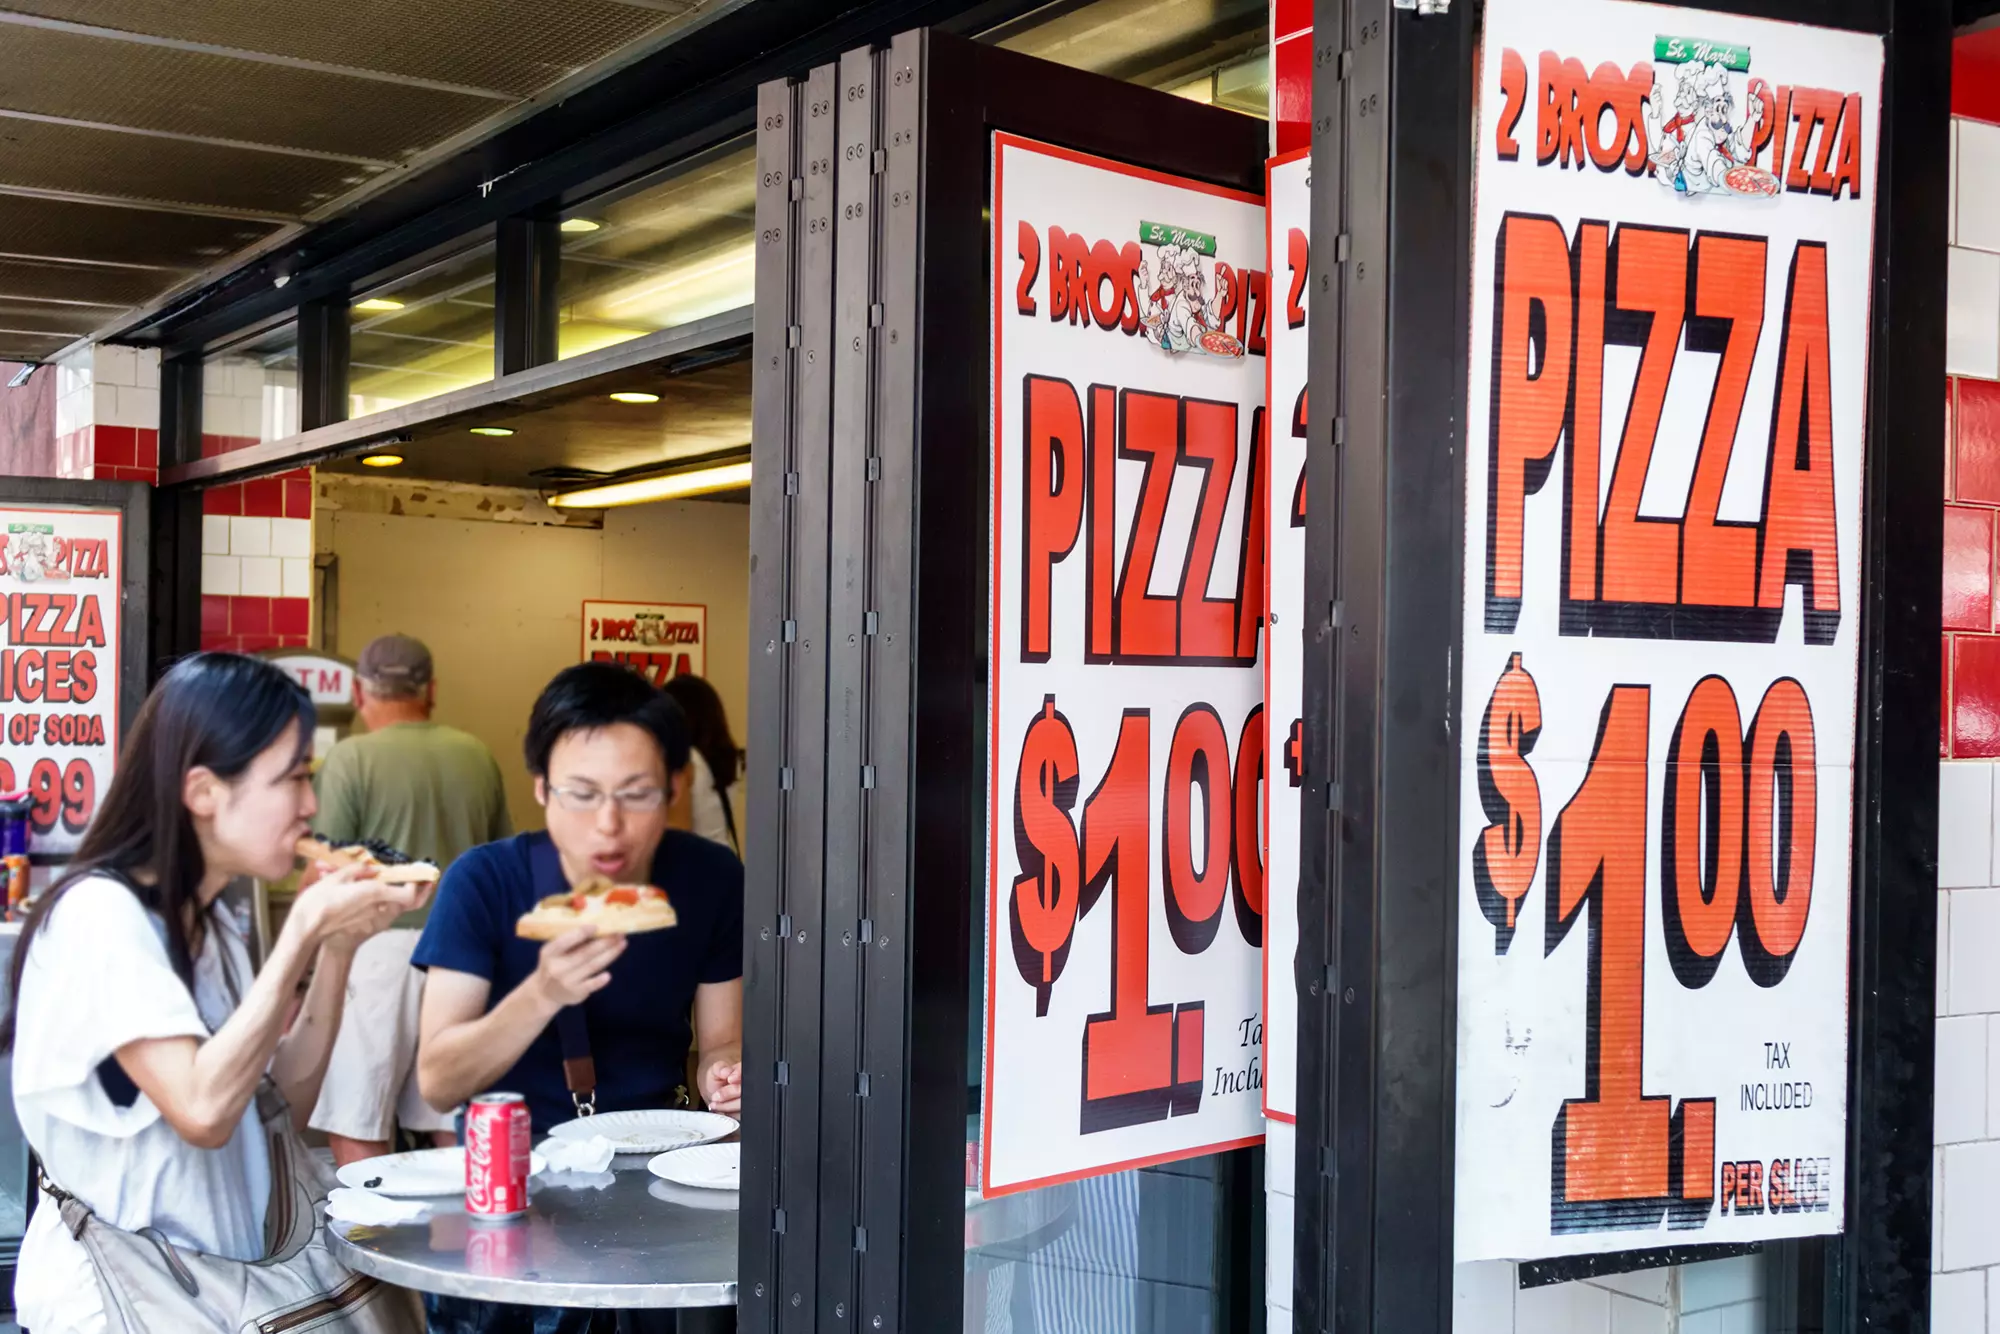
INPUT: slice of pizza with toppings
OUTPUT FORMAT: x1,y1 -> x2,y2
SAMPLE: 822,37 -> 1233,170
296,835 -> 441,886
514,875 -> 678,940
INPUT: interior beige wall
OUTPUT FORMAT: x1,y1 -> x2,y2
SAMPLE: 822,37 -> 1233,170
328,497 -> 750,832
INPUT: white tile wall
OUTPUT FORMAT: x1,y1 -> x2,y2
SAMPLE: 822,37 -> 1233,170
228,516 -> 271,558
1941,1015 -> 1992,1144
1943,1141 -> 2000,1272
1951,246 -> 2000,379
1936,1267 -> 1985,1332
201,515 -> 230,556
270,517 -> 311,559
1950,890 -> 2000,1016
239,556 -> 281,598
201,554 -> 240,597
281,556 -> 311,600
1943,762 -> 1994,887
1962,120 -> 2000,255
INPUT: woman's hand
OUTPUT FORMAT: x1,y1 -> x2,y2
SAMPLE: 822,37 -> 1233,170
287,862 -> 430,954
698,1059 -> 743,1115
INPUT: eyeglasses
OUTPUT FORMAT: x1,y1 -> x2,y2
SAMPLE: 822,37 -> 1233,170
546,784 -> 667,814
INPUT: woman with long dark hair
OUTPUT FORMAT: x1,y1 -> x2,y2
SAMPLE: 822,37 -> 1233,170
661,673 -> 739,854
4,653 -> 431,1333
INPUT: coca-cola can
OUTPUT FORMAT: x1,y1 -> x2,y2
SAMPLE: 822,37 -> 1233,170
464,1092 -> 531,1219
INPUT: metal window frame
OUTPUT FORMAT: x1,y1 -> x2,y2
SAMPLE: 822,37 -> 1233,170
740,26 -> 1270,1333
1289,1 -> 1946,1329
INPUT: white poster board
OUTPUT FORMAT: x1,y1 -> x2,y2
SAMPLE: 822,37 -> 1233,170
0,506 -> 122,856
581,601 -> 707,683
1455,0 -> 1880,1260
984,133 -> 1268,1196
1262,148 -> 1310,1124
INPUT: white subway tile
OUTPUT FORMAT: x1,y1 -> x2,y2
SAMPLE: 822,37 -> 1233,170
1453,1261 -> 1516,1333
1268,1308 -> 1293,1334
1989,1019 -> 2000,1138
228,516 -> 271,558
1953,118 -> 1961,247
1516,1277 -> 1608,1332
1938,1015 -> 1990,1144
92,343 -> 134,387
1949,247 -> 2000,380
1266,1118 -> 1295,1197
1937,1146 -> 1947,1270
1266,1189 -> 1294,1311
1608,1292 -> 1668,1334
269,517 -> 311,559
116,383 -> 158,430
281,557 -> 311,600
1963,120 -> 2000,254
1987,1266 -> 2000,1334
1680,1256 -> 1764,1314
1936,1267 -> 1985,1333
200,554 -> 240,597
200,515 -> 229,556
239,556 -> 281,598
1944,891 -> 1955,1018
1941,762 -> 1994,888
134,348 -> 159,391
1679,1305 -> 1765,1334
1942,1141 -> 2000,1270
90,382 -> 118,430
1950,890 -> 2000,1015
1590,1266 -> 1669,1304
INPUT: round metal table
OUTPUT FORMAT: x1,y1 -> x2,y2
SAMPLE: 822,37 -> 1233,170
328,1161 -> 737,1310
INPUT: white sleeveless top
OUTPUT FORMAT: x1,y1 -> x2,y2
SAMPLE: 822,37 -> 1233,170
11,875 -> 270,1333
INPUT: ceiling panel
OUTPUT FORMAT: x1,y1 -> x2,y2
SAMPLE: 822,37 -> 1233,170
0,331 -> 72,361
323,350 -> 751,491
0,0 -> 692,97
0,116 -> 359,216
0,299 -> 114,335
0,23 -> 501,160
0,193 -> 278,268
0,257 -> 173,306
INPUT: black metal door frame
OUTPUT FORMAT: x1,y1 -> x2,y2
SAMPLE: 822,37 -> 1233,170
1290,1 -> 1948,1330
739,28 -> 1270,1334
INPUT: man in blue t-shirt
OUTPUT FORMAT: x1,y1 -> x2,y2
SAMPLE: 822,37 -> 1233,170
414,661 -> 744,1136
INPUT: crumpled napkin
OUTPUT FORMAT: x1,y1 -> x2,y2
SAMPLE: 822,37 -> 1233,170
536,1135 -> 616,1175
539,1168 -> 617,1192
325,1187 -> 431,1226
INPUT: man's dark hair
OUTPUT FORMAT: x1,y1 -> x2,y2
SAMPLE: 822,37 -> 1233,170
525,662 -> 690,779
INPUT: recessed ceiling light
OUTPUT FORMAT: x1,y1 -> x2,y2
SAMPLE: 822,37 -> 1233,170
549,460 -> 752,509
354,297 -> 405,312
469,426 -> 515,437
361,453 -> 404,467
609,391 -> 660,404
560,218 -> 602,234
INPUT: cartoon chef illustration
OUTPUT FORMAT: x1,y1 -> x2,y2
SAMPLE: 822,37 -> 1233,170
1136,239 -> 1243,357
1646,58 -> 1762,196
9,530 -> 56,584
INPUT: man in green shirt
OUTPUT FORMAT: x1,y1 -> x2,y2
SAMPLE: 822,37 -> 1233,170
307,633 -> 511,1167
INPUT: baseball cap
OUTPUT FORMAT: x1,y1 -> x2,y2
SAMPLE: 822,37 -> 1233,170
356,633 -> 433,691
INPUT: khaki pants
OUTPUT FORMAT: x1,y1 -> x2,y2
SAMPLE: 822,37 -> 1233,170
308,928 -> 456,1141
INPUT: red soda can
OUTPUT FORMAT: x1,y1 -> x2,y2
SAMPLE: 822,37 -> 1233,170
464,1092 -> 531,1219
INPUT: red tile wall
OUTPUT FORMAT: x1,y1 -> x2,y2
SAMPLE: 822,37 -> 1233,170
199,466 -> 314,654
201,468 -> 314,519
1945,376 -> 2000,757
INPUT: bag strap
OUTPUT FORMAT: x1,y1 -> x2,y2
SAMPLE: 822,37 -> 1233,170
531,837 -> 597,1117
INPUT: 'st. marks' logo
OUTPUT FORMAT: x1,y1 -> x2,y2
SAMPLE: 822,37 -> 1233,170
1493,35 -> 1866,203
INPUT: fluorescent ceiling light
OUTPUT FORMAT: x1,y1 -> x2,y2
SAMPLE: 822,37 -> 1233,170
361,453 -> 404,467
609,391 -> 660,404
560,218 -> 602,233
549,460 -> 751,509
469,426 -> 514,437
353,297 -> 405,312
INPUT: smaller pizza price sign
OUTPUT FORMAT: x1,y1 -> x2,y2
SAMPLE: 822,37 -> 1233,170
1472,656 -> 1818,1233
0,755 -> 96,837
1010,696 -> 1263,1132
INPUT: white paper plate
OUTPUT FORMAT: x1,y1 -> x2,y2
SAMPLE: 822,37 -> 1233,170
649,1178 -> 739,1211
336,1148 -> 548,1198
647,1143 -> 739,1191
546,1109 -> 738,1156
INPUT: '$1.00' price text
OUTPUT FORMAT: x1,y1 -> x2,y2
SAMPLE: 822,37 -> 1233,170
1473,654 -> 1818,1234
1010,695 -> 1264,1135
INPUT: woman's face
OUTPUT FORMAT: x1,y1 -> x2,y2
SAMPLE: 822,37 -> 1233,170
536,722 -> 675,886
191,723 -> 316,886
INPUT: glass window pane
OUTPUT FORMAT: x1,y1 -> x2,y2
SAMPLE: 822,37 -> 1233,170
201,320 -> 299,457
555,143 -> 756,360
348,242 -> 497,419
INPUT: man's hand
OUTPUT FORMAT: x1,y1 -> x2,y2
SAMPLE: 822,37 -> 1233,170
531,928 -> 626,1008
698,1059 -> 743,1115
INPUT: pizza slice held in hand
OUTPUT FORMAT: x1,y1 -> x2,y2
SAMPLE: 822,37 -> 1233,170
296,836 -> 442,886
515,876 -> 678,940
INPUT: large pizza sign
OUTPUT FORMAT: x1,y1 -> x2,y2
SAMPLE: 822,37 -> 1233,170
1455,0 -> 1880,1260
0,506 -> 121,857
984,133 -> 1268,1196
